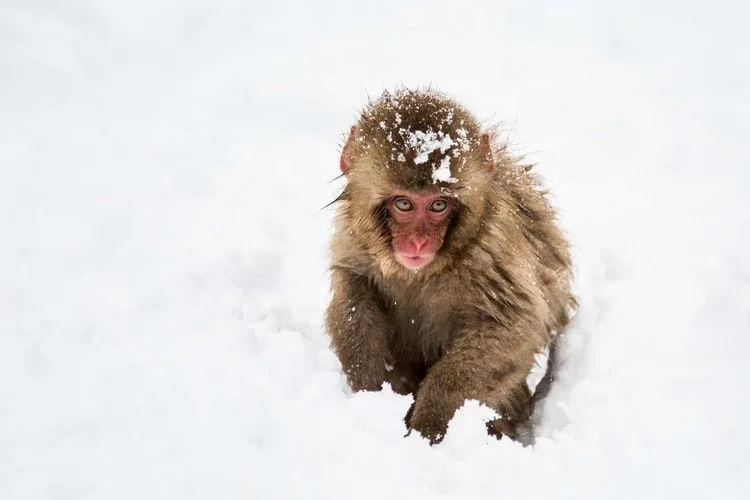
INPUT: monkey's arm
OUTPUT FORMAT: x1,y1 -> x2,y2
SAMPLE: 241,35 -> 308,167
325,268 -> 393,392
406,326 -> 535,443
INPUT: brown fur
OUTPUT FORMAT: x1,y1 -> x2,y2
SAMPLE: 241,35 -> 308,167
325,88 -> 576,444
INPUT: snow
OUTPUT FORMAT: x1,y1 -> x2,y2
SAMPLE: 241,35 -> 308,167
2,1 -> 750,499
399,126 -> 463,182
432,156 -> 457,184
403,129 -> 456,165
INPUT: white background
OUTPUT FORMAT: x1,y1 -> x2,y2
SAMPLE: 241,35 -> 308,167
2,1 -> 749,498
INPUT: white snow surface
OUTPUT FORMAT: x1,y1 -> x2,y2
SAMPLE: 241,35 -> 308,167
2,1 -> 750,499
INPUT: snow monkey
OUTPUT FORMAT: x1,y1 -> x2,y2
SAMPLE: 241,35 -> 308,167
325,88 -> 576,444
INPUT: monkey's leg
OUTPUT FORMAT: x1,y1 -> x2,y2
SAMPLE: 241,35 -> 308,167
325,269 -> 393,392
486,382 -> 535,445
405,329 -> 536,444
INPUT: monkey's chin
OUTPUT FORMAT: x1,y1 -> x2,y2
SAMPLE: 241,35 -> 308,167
395,253 -> 434,270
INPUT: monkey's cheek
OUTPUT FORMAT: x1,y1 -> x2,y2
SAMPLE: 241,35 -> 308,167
394,253 -> 435,270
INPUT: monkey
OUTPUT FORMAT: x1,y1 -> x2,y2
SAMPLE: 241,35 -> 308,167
325,87 -> 576,444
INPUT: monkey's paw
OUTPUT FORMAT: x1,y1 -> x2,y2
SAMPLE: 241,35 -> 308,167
486,417 -> 535,446
403,400 -> 451,445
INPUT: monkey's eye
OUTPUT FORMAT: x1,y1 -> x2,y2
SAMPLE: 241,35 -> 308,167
430,199 -> 449,212
394,198 -> 414,212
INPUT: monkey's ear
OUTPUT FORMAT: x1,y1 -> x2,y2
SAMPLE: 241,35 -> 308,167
479,133 -> 495,172
340,126 -> 357,174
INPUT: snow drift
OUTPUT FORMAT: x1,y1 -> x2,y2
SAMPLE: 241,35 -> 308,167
1,1 -> 749,499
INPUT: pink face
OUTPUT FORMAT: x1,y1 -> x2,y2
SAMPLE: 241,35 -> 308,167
385,191 -> 455,270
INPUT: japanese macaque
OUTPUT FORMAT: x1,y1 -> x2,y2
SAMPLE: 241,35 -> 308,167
325,88 -> 576,444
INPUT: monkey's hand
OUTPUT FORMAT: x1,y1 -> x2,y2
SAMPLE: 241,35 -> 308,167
405,330 -> 533,444
325,269 -> 393,392
405,384 -> 468,444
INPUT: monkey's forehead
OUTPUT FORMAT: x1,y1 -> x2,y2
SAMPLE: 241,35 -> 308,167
349,153 -> 484,199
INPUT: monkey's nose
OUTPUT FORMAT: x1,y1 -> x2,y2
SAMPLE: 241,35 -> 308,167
411,236 -> 429,252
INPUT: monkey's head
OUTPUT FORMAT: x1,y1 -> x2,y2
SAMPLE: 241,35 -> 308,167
337,88 -> 498,278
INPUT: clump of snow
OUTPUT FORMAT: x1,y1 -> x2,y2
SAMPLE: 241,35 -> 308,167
455,128 -> 470,150
526,345 -> 550,391
432,156 -> 458,183
399,127 -> 467,182
403,128 -> 455,164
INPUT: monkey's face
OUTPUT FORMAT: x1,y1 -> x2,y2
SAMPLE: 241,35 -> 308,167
385,190 -> 456,270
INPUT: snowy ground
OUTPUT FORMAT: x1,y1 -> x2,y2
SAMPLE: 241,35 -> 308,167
2,1 -> 750,498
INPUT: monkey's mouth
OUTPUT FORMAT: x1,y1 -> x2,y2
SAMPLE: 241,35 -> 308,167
395,253 -> 434,270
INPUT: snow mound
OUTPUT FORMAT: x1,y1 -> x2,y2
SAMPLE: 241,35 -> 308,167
1,1 -> 749,499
